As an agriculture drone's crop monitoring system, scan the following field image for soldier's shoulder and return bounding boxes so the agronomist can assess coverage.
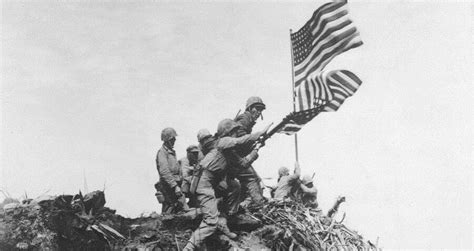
[157,146,164,153]
[235,111,252,121]
[156,146,168,157]
[200,149,218,164]
[215,137,235,149]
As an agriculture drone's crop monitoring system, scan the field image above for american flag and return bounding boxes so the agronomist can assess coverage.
[279,69,362,135]
[320,69,362,112]
[292,0,363,97]
[278,0,363,135]
[278,106,326,135]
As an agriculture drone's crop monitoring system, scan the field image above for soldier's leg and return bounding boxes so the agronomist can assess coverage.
[214,178,239,239]
[224,178,241,216]
[183,177,218,250]
[158,183,178,214]
[237,166,265,205]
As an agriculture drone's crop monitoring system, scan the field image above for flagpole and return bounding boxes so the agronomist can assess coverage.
[289,29,299,163]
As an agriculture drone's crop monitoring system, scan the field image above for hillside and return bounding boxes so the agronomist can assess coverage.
[0,191,380,250]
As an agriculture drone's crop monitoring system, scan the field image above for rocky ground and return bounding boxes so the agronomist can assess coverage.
[0,191,380,250]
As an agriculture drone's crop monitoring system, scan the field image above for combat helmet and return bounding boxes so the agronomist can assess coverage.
[216,119,240,137]
[197,129,212,143]
[161,127,177,141]
[245,96,266,111]
[302,174,314,185]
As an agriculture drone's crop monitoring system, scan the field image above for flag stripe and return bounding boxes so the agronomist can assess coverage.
[295,21,355,74]
[308,79,316,110]
[328,78,353,95]
[291,2,349,67]
[295,32,360,87]
[279,1,362,135]
[305,81,312,110]
[312,11,350,38]
[298,85,304,111]
[295,28,361,86]
[293,2,345,37]
[331,73,356,93]
[281,70,362,133]
[277,107,324,134]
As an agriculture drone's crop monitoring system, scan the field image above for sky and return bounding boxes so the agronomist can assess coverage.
[1,0,472,249]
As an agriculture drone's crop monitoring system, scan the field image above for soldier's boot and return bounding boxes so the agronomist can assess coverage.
[228,212,261,231]
[217,217,237,239]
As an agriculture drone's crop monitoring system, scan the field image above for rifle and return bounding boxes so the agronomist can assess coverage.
[253,112,296,149]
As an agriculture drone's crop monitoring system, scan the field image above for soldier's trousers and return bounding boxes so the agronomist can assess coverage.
[156,181,188,214]
[184,171,240,250]
[234,165,265,206]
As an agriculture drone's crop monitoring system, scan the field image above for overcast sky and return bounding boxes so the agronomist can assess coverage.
[1,1,472,249]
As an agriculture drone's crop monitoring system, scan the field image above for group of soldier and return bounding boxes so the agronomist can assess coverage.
[154,96,318,250]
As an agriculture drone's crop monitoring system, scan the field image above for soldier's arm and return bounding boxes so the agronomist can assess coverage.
[180,159,193,180]
[288,162,301,181]
[156,150,178,188]
[217,131,263,150]
[230,149,259,169]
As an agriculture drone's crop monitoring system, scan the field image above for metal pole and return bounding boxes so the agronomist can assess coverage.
[289,29,299,163]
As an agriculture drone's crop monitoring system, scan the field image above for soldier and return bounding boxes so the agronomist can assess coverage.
[179,145,200,207]
[155,127,190,214]
[230,96,267,207]
[196,128,213,155]
[274,162,301,200]
[183,119,263,251]
[296,174,318,209]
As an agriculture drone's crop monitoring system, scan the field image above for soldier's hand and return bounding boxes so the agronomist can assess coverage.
[174,186,183,197]
[254,142,261,150]
[254,141,264,150]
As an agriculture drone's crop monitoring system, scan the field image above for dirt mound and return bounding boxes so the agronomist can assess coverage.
[1,191,380,250]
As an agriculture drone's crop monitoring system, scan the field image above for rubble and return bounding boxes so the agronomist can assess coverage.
[241,199,380,250]
[0,191,380,250]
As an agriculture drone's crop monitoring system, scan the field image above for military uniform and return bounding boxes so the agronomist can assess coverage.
[180,157,194,192]
[184,131,261,250]
[155,144,187,214]
[274,165,301,200]
[179,146,200,207]
[229,111,266,206]
[274,173,301,199]
[295,175,318,208]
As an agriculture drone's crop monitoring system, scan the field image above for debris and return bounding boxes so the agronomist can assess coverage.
[0,192,380,250]
[237,199,380,250]
[327,196,346,218]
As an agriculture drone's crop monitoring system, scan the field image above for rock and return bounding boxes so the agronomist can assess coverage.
[83,190,106,214]
[33,195,56,208]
